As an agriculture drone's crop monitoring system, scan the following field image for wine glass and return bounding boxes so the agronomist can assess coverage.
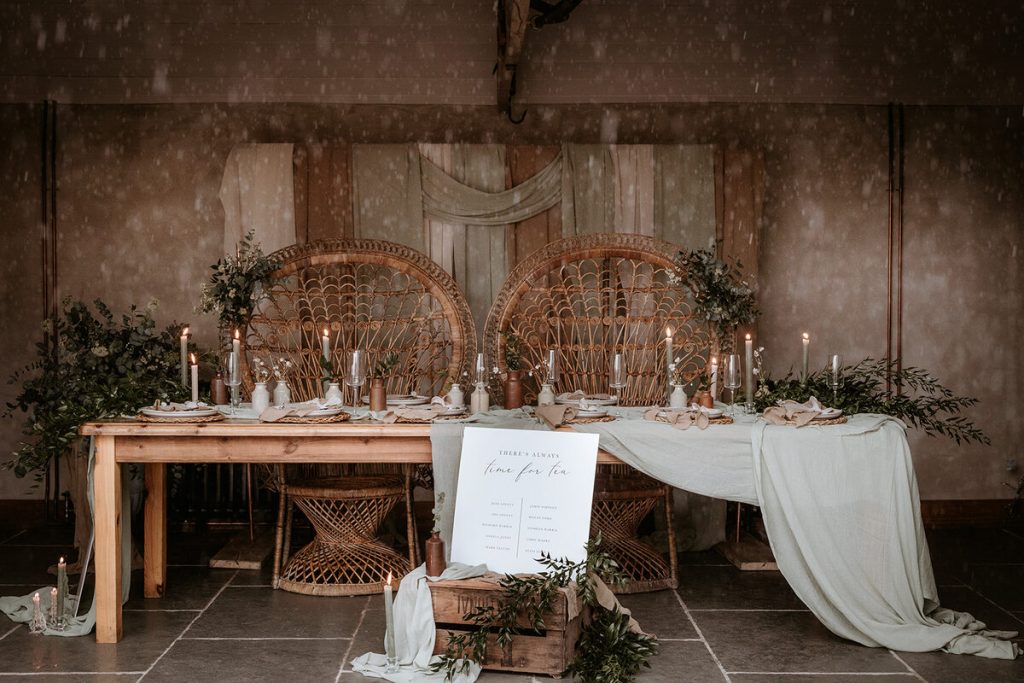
[545,349,559,387]
[827,353,842,405]
[345,350,366,406]
[475,352,486,386]
[724,354,742,415]
[224,351,242,415]
[609,352,625,401]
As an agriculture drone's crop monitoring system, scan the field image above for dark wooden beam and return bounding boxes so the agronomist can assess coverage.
[497,0,530,118]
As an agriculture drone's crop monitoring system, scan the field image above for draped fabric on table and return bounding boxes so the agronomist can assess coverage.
[219,143,296,255]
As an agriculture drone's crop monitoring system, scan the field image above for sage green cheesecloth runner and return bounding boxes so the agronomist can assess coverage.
[0,438,133,636]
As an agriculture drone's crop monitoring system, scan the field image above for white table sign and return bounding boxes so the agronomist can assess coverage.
[450,427,599,574]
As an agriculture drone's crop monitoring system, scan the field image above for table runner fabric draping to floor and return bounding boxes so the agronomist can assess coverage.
[0,439,133,636]
[752,415,1019,659]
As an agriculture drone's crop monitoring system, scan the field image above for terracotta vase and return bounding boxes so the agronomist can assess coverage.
[210,372,228,405]
[425,531,446,577]
[369,377,387,412]
[697,390,714,409]
[503,370,523,409]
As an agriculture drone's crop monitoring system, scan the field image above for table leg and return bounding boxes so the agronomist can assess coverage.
[144,463,167,599]
[93,435,123,643]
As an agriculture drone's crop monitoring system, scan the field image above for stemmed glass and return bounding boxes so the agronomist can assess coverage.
[346,350,366,406]
[225,352,242,415]
[826,354,842,405]
[545,349,559,387]
[609,353,625,401]
[724,354,742,415]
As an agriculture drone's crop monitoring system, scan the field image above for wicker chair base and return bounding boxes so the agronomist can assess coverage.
[278,538,411,596]
[592,469,678,594]
[275,475,413,596]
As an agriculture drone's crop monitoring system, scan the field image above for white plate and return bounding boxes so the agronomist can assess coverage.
[575,408,609,418]
[140,407,219,418]
[387,394,430,406]
[304,406,346,417]
[556,395,617,407]
[441,406,467,416]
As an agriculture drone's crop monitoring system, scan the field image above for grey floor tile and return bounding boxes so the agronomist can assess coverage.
[966,562,1024,611]
[0,675,139,682]
[677,565,806,611]
[225,564,274,586]
[730,675,915,682]
[637,640,727,681]
[124,567,235,611]
[185,586,369,639]
[0,545,76,585]
[617,591,698,639]
[0,610,194,674]
[142,637,345,683]
[899,649,1024,683]
[695,611,905,674]
[936,585,1024,632]
[165,530,235,566]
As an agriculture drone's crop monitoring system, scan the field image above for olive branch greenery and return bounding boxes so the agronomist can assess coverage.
[502,330,523,372]
[197,230,281,330]
[673,248,758,338]
[754,358,989,445]
[369,351,400,380]
[431,536,658,682]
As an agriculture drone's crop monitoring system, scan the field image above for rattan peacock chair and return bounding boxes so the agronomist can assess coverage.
[245,238,476,596]
[483,232,722,593]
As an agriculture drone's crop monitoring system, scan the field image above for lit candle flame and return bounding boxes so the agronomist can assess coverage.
[59,556,64,564]
[234,329,240,340]
[182,326,189,336]
[190,353,196,364]
[323,327,329,337]
[745,333,751,340]
[665,326,673,338]
[386,571,393,586]
[803,332,809,340]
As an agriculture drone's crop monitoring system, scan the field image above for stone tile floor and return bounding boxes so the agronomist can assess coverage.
[0,524,1021,682]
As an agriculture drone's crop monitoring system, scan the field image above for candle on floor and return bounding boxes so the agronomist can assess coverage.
[179,326,189,387]
[744,334,754,407]
[48,587,59,628]
[29,591,45,633]
[802,332,810,382]
[190,353,199,403]
[55,556,67,627]
[383,572,398,673]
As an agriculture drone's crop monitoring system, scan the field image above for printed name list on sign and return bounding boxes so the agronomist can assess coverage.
[450,427,599,574]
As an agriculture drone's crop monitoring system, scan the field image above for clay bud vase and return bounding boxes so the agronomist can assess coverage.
[211,372,228,405]
[504,370,523,409]
[369,377,387,412]
[425,530,446,577]
[697,390,714,409]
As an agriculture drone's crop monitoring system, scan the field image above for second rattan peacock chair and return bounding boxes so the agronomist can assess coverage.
[245,238,476,596]
[483,232,722,593]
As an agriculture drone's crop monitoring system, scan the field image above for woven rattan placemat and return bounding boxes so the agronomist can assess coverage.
[135,413,225,423]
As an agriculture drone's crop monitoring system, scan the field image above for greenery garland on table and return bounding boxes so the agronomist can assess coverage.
[3,298,188,480]
[432,537,658,683]
[672,248,758,338]
[752,357,990,445]
[197,230,281,330]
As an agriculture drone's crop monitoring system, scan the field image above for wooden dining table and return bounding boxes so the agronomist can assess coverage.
[79,419,621,644]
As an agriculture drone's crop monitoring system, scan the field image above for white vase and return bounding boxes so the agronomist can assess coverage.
[669,384,687,409]
[537,383,555,407]
[251,382,270,414]
[470,383,489,414]
[325,382,343,405]
[273,381,291,408]
[447,383,464,408]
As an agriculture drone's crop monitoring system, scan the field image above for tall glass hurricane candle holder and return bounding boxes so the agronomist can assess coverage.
[725,354,742,416]
[827,353,842,405]
[346,350,366,406]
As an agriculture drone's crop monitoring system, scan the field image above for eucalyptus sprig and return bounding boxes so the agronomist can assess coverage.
[672,248,758,337]
[431,536,656,682]
[502,330,523,372]
[197,230,281,329]
[370,351,400,380]
[754,358,989,445]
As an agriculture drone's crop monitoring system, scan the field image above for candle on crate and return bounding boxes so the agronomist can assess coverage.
[179,326,189,387]
[801,332,810,382]
[710,356,718,401]
[383,572,398,673]
[190,353,199,404]
[744,333,754,407]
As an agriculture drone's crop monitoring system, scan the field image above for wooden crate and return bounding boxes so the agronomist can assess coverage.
[429,577,584,676]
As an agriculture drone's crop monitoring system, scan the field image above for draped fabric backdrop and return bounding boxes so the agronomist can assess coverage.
[219,141,765,551]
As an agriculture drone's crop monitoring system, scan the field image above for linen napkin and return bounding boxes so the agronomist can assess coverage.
[762,396,828,427]
[644,407,711,430]
[378,404,448,424]
[556,391,612,403]
[534,404,576,428]
[259,400,321,422]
